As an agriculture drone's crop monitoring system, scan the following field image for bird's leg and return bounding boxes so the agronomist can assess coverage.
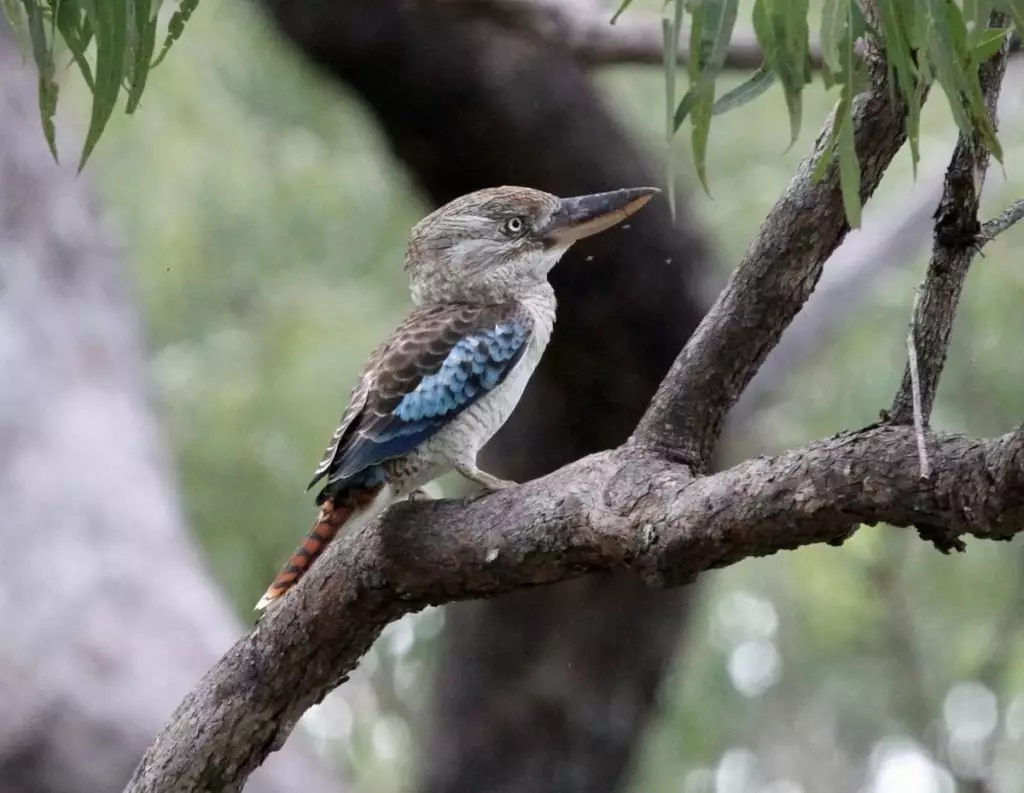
[408,488,433,503]
[455,462,517,492]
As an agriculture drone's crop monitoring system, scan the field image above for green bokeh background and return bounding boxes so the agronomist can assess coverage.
[62,1,1024,790]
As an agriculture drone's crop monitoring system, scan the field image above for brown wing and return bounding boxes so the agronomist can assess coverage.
[307,302,531,493]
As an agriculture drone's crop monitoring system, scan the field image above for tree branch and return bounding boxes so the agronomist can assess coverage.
[890,15,1010,427]
[124,422,1024,793]
[634,36,913,468]
[434,0,800,69]
[979,196,1024,241]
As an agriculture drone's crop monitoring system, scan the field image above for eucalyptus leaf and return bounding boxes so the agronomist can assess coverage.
[995,0,1024,35]
[127,0,158,112]
[610,0,635,25]
[152,0,199,69]
[837,102,861,228]
[21,0,59,161]
[57,0,95,91]
[712,66,776,115]
[80,0,128,169]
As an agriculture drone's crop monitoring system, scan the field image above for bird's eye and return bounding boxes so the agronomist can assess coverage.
[501,216,528,237]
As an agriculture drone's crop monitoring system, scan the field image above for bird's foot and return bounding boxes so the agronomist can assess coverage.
[408,488,433,503]
[456,464,518,493]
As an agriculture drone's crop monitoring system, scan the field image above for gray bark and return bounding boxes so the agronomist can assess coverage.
[0,19,343,793]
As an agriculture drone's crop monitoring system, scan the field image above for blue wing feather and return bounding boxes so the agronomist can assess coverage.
[327,317,530,484]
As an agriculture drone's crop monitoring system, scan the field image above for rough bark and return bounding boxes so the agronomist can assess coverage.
[124,422,1024,793]
[890,15,1009,426]
[260,2,709,792]
[0,18,344,793]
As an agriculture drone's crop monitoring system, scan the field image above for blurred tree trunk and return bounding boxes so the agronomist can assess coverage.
[261,2,711,791]
[0,18,344,793]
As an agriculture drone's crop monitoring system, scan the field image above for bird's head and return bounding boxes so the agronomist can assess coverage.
[404,185,660,304]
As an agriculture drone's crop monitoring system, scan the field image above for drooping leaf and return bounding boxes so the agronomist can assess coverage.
[126,0,159,112]
[674,86,698,129]
[753,0,812,146]
[972,26,1009,61]
[877,0,923,173]
[80,0,128,169]
[808,0,862,226]
[610,0,636,25]
[811,100,845,184]
[56,0,95,91]
[151,0,200,68]
[820,0,845,78]
[995,0,1024,37]
[663,0,685,217]
[926,0,1003,162]
[21,0,59,161]
[680,0,740,192]
[837,92,861,229]
[712,66,777,116]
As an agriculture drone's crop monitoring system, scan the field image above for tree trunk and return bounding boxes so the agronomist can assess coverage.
[260,2,711,791]
[0,18,345,793]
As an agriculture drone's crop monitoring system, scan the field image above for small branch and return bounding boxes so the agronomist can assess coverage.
[635,29,913,468]
[889,15,1010,426]
[906,289,930,479]
[979,196,1024,244]
[125,423,1024,793]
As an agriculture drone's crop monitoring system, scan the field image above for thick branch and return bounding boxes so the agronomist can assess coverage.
[890,16,1010,426]
[635,37,912,468]
[125,423,1024,793]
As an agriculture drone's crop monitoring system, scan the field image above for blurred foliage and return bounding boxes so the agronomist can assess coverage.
[47,0,1024,791]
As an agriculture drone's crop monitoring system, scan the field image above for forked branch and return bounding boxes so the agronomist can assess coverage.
[125,9,1024,793]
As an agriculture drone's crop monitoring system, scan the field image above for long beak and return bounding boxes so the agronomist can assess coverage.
[538,187,660,246]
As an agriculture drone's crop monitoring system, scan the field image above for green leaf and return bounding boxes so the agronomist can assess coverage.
[972,27,1009,62]
[820,0,845,76]
[80,0,128,169]
[56,0,95,91]
[926,0,1003,162]
[753,0,812,146]
[995,0,1024,37]
[681,0,739,192]
[712,66,777,115]
[674,87,698,129]
[811,100,845,184]
[877,0,924,174]
[610,0,635,25]
[151,0,200,68]
[662,0,684,217]
[808,0,862,226]
[126,0,159,112]
[837,96,861,228]
[21,0,59,161]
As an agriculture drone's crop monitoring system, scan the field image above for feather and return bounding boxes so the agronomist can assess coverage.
[307,302,532,497]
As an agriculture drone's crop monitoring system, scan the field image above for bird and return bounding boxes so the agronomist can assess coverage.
[254,184,659,611]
